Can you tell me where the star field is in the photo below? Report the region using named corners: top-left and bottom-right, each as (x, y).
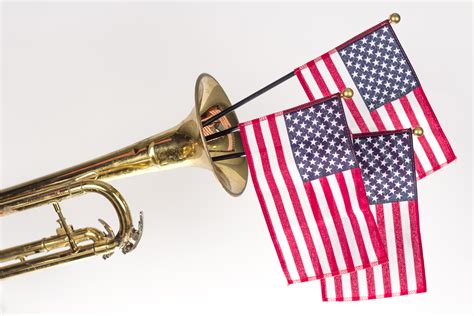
top-left (285, 97), bottom-right (357, 182)
top-left (339, 25), bottom-right (419, 111)
top-left (353, 131), bottom-right (417, 204)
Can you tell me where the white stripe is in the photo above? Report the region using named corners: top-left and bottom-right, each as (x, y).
top-left (323, 202), bottom-right (420, 301)
top-left (330, 52), bottom-right (379, 131)
top-left (311, 179), bottom-right (348, 270)
top-left (373, 262), bottom-right (385, 297)
top-left (244, 124), bottom-right (300, 281)
top-left (275, 116), bottom-right (333, 275)
top-left (375, 106), bottom-right (396, 130)
top-left (400, 201), bottom-right (417, 292)
top-left (390, 99), bottom-right (431, 172)
top-left (315, 59), bottom-right (339, 92)
top-left (315, 58), bottom-right (361, 133)
top-left (343, 170), bottom-right (377, 262)
top-left (259, 119), bottom-right (313, 277)
top-left (308, 62), bottom-right (328, 97)
top-left (371, 205), bottom-right (385, 297)
top-left (384, 203), bottom-right (401, 294)
top-left (358, 269), bottom-right (369, 299)
top-left (324, 279), bottom-right (336, 300)
top-left (299, 66), bottom-right (324, 100)
top-left (406, 91), bottom-right (447, 165)
top-left (341, 273), bottom-right (352, 298)
top-left (327, 175), bottom-right (363, 267)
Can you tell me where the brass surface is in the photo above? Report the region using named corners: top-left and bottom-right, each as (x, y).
top-left (341, 88), bottom-right (354, 99)
top-left (390, 13), bottom-right (401, 24)
top-left (0, 74), bottom-right (248, 279)
top-left (413, 126), bottom-right (424, 137)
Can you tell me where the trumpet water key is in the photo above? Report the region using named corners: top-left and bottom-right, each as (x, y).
top-left (0, 74), bottom-right (248, 279)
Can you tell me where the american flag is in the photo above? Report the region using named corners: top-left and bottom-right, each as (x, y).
top-left (295, 20), bottom-right (456, 180)
top-left (321, 129), bottom-right (426, 300)
top-left (239, 95), bottom-right (387, 284)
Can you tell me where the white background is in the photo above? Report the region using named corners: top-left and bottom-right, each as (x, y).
top-left (1, 2), bottom-right (472, 315)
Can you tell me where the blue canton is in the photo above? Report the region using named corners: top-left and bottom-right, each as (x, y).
top-left (338, 25), bottom-right (418, 112)
top-left (353, 131), bottom-right (417, 205)
top-left (285, 97), bottom-right (357, 182)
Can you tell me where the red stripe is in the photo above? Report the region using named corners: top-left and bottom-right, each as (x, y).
top-left (239, 125), bottom-right (292, 283)
top-left (322, 53), bottom-right (369, 132)
top-left (307, 60), bottom-right (331, 95)
top-left (335, 173), bottom-right (370, 267)
top-left (408, 200), bottom-right (427, 293)
top-left (350, 272), bottom-right (360, 300)
top-left (413, 86), bottom-right (456, 163)
top-left (385, 102), bottom-right (403, 129)
top-left (252, 120), bottom-right (308, 282)
top-left (334, 275), bottom-right (344, 301)
top-left (350, 168), bottom-right (387, 263)
top-left (320, 279), bottom-right (328, 301)
top-left (385, 102), bottom-right (428, 178)
top-left (365, 267), bottom-right (376, 299)
top-left (413, 153), bottom-right (427, 180)
top-left (399, 96), bottom-right (441, 171)
top-left (370, 110), bottom-right (387, 131)
top-left (267, 115), bottom-right (324, 278)
top-left (294, 68), bottom-right (315, 101)
top-left (319, 177), bottom-right (355, 272)
top-left (392, 202), bottom-right (408, 295)
top-left (303, 182), bottom-right (340, 275)
top-left (375, 204), bottom-right (392, 297)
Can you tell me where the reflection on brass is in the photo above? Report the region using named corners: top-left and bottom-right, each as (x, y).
top-left (0, 74), bottom-right (248, 279)
top-left (413, 126), bottom-right (424, 137)
top-left (341, 88), bottom-right (354, 100)
top-left (389, 13), bottom-right (401, 24)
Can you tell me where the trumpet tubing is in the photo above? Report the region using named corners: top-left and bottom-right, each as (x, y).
top-left (0, 74), bottom-right (248, 279)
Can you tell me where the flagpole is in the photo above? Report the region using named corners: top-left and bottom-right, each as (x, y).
top-left (211, 89), bottom-right (354, 162)
top-left (208, 12), bottom-right (407, 162)
top-left (202, 71), bottom-right (295, 127)
top-left (205, 126), bottom-right (239, 141)
top-left (203, 13), bottom-right (400, 130)
top-left (212, 152), bottom-right (246, 162)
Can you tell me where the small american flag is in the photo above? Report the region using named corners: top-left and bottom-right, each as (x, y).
top-left (295, 20), bottom-right (456, 179)
top-left (240, 95), bottom-right (387, 284)
top-left (321, 129), bottom-right (426, 300)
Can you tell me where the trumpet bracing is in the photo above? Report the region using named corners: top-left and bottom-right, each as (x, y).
top-left (0, 74), bottom-right (248, 279)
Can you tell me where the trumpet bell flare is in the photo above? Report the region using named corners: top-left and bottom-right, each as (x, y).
top-left (195, 74), bottom-right (248, 197)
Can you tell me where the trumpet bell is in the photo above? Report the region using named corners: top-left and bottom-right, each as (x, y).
top-left (0, 73), bottom-right (248, 279)
top-left (195, 74), bottom-right (248, 196)
top-left (0, 74), bottom-right (248, 204)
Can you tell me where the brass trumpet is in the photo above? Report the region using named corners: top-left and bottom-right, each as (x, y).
top-left (0, 74), bottom-right (248, 279)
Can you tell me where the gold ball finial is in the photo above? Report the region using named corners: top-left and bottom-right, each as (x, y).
top-left (413, 126), bottom-right (424, 137)
top-left (389, 13), bottom-right (401, 24)
top-left (341, 88), bottom-right (354, 99)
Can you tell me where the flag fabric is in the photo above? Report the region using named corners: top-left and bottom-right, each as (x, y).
top-left (321, 129), bottom-right (426, 301)
top-left (239, 94), bottom-right (387, 284)
top-left (295, 19), bottom-right (456, 180)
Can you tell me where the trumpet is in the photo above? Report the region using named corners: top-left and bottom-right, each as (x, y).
top-left (0, 74), bottom-right (248, 279)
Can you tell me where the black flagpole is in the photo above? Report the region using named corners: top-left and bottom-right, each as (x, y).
top-left (206, 72), bottom-right (295, 162)
top-left (205, 126), bottom-right (239, 141)
top-left (202, 71), bottom-right (295, 128)
top-left (211, 152), bottom-right (246, 162)
top-left (208, 13), bottom-right (402, 161)
top-left (210, 89), bottom-right (357, 162)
